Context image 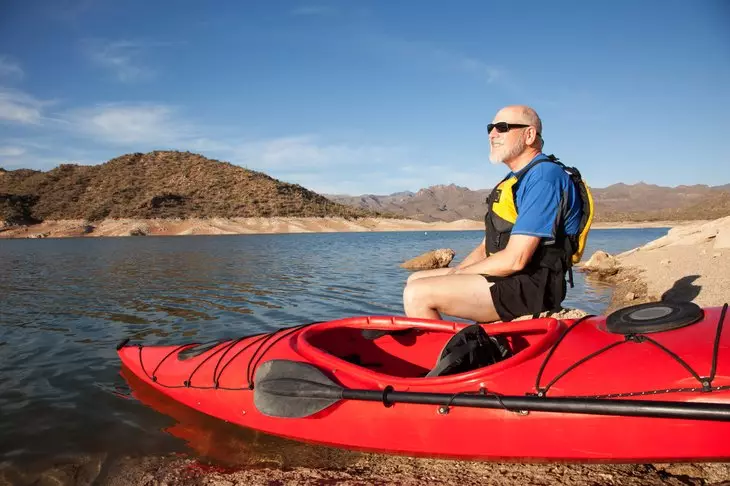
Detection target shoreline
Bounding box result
[581,216,729,314]
[3,218,729,485]
[4,451,728,486]
[590,220,700,229]
[0,217,701,240]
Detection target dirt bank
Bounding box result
[0,218,699,239]
[2,452,729,486]
[0,217,486,239]
[582,216,730,313]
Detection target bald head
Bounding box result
[494,105,542,138]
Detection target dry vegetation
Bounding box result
[0,151,395,225]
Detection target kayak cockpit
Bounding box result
[297,316,566,381]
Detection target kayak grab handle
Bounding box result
[361,328,417,340]
[116,338,131,350]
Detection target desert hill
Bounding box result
[0,151,390,225]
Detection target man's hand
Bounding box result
[457,234,541,276]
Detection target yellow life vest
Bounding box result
[484,155,594,281]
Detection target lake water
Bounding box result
[0,227,668,467]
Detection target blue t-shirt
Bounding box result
[509,154,582,242]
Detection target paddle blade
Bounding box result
[254,360,344,418]
[178,340,222,361]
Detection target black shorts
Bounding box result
[485,270,565,322]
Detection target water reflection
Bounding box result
[120,366,366,469]
[0,228,669,464]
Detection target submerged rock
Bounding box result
[509,307,590,322]
[581,250,619,270]
[578,250,620,277]
[128,223,148,236]
[400,248,455,270]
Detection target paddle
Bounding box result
[253,359,730,421]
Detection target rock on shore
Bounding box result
[581,216,730,312]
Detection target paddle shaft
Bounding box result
[254,361,730,421]
[341,389,730,421]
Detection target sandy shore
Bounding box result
[0,217,486,238]
[3,217,730,485]
[3,452,729,486]
[581,216,730,313]
[591,220,705,230]
[0,217,701,239]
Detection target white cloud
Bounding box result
[277,167,468,196]
[426,48,504,84]
[273,172,383,196]
[455,56,502,84]
[363,34,504,85]
[0,56,24,80]
[230,135,407,171]
[82,40,164,82]
[0,85,483,195]
[0,88,44,124]
[187,137,235,154]
[0,136,119,171]
[57,104,475,194]
[0,146,26,157]
[66,103,192,144]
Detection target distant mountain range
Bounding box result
[2,150,729,226]
[326,182,730,222]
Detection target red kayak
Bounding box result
[118,301,730,461]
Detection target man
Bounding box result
[403,105,587,323]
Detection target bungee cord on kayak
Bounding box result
[131,321,321,390]
[123,302,728,403]
[534,303,728,398]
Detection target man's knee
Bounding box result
[406,270,429,285]
[402,280,418,306]
[403,279,429,307]
[407,268,451,284]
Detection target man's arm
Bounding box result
[455,237,487,269]
[454,234,541,277]
[457,165,564,276]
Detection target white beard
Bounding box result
[489,136,526,165]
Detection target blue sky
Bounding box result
[0,1,728,195]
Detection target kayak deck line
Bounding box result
[124,321,321,390]
[117,302,729,402]
[534,303,728,398]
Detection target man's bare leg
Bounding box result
[406,239,487,285]
[406,267,453,285]
[403,274,501,323]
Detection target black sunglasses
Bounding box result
[487,122,531,134]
